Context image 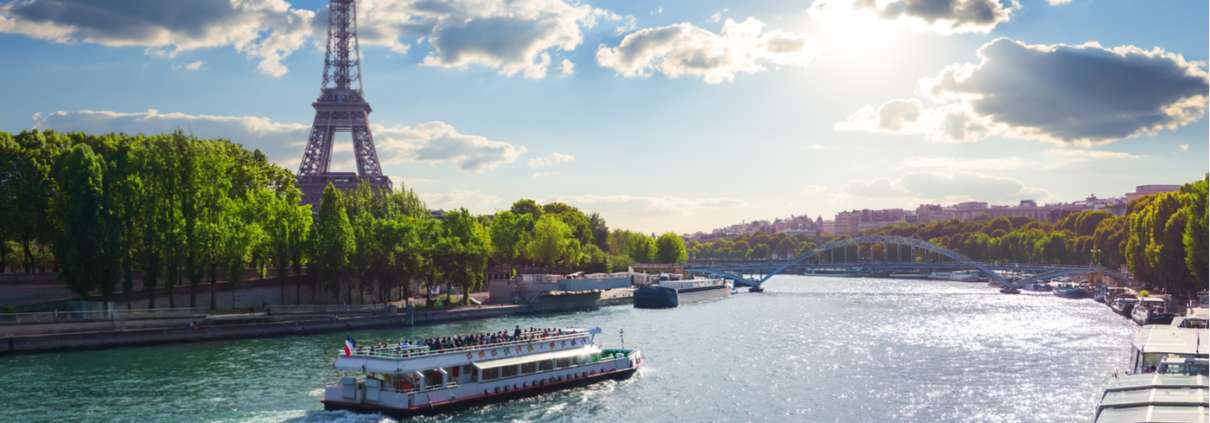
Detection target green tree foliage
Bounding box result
[0,129,676,308]
[1183,178,1208,288]
[53,144,112,298]
[655,232,688,264]
[526,215,580,271]
[606,230,656,263]
[437,209,491,304]
[488,210,531,272]
[313,184,356,303]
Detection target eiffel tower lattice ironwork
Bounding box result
[296,0,391,207]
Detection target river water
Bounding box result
[1,276,1138,422]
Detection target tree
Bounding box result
[313,184,356,304]
[655,232,688,264]
[1183,178,1208,289]
[509,199,542,222]
[439,209,491,304]
[53,144,114,298]
[489,210,530,272]
[526,215,579,271]
[588,212,609,250]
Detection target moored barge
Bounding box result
[634,277,732,309]
[322,327,641,417]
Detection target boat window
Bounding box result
[424,369,444,386]
[482,368,499,381]
[556,358,572,368]
[521,362,537,374]
[538,360,554,371]
[501,365,518,378]
[448,366,460,379]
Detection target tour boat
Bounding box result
[322,327,641,418]
[1093,356,1209,422]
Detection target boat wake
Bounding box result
[283,410,397,423]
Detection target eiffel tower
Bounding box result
[296,0,391,207]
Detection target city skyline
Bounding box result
[0,0,1206,233]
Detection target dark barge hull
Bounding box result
[633,285,730,309]
[322,367,637,418]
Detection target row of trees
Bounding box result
[1,130,310,309]
[865,178,1207,296]
[484,199,687,275]
[687,232,825,260]
[0,130,689,308]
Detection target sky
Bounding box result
[0,0,1206,234]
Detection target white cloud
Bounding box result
[560,59,575,76]
[1047,0,1073,5]
[0,0,632,80]
[802,184,829,194]
[0,0,315,77]
[809,0,1019,35]
[418,189,504,213]
[845,171,1049,204]
[805,143,828,151]
[178,60,205,71]
[709,10,728,23]
[351,0,626,79]
[376,122,526,172]
[527,152,576,168]
[902,149,1142,172]
[596,18,813,84]
[1179,144,1190,151]
[838,38,1209,145]
[531,171,558,178]
[33,109,525,172]
[901,156,1029,172]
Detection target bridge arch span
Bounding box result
[687,235,1011,288]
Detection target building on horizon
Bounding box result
[699,183,1179,239]
[1125,184,1182,202]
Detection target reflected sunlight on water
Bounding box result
[0,276,1135,422]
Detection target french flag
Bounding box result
[344,336,357,357]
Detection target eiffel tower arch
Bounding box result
[296,0,392,207]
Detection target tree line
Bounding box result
[0,130,689,309]
[687,177,1207,297]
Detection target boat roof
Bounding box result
[1106,374,1209,392]
[472,346,600,370]
[1141,297,1168,303]
[1100,387,1208,409]
[1095,405,1209,423]
[1134,326,1208,356]
[334,329,597,374]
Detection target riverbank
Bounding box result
[1,305,522,354]
[1,286,640,354]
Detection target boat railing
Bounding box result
[346,331,592,360]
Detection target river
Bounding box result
[0,276,1138,422]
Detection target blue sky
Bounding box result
[0,0,1206,233]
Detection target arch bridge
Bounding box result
[685,235,1094,289]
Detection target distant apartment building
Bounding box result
[831,208,908,236]
[704,183,1175,239]
[1125,184,1182,202]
